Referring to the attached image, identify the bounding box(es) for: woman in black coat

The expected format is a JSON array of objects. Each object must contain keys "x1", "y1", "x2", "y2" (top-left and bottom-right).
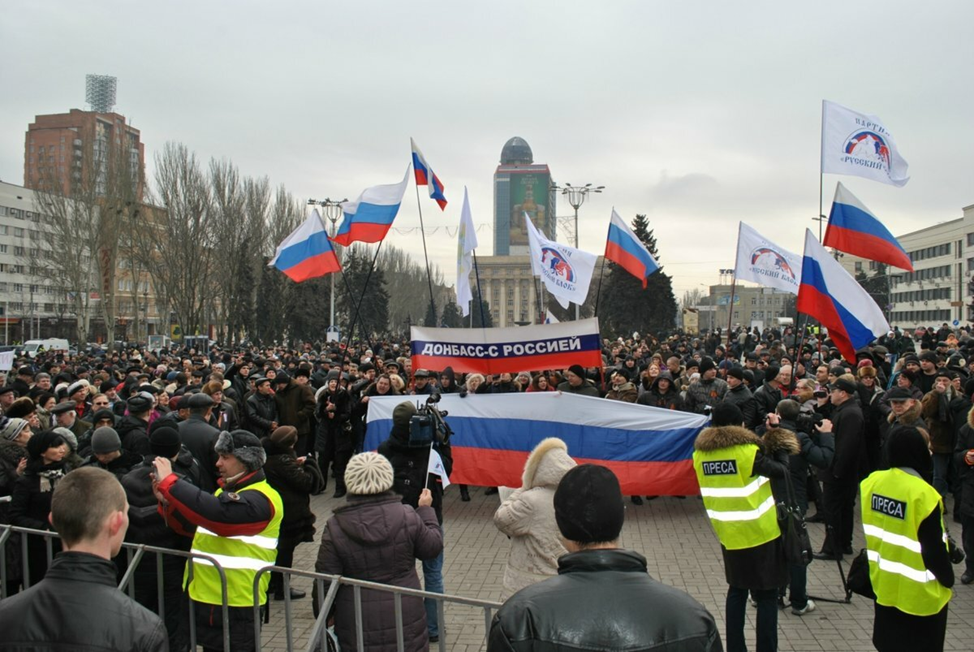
[
  {"x1": 263, "y1": 425, "x2": 323, "y2": 600},
  {"x1": 9, "y1": 430, "x2": 72, "y2": 584}
]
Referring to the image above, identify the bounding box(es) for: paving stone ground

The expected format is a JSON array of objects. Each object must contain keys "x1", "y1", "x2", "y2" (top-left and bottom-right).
[{"x1": 260, "y1": 486, "x2": 974, "y2": 651}]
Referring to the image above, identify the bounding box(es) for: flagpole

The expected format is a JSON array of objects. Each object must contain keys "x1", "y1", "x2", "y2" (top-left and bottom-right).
[
  {"x1": 726, "y1": 222, "x2": 743, "y2": 351},
  {"x1": 534, "y1": 278, "x2": 544, "y2": 323},
  {"x1": 412, "y1": 175, "x2": 438, "y2": 324},
  {"x1": 339, "y1": 241, "x2": 386, "y2": 368},
  {"x1": 593, "y1": 249, "x2": 608, "y2": 317},
  {"x1": 818, "y1": 99, "x2": 826, "y2": 242},
  {"x1": 472, "y1": 250, "x2": 486, "y2": 328}
]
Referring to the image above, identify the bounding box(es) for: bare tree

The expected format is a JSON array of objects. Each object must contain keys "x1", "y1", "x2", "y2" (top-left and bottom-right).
[{"x1": 141, "y1": 142, "x2": 217, "y2": 337}]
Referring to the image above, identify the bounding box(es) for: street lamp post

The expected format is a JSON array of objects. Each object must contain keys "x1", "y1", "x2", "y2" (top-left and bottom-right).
[
  {"x1": 549, "y1": 182, "x2": 604, "y2": 320},
  {"x1": 308, "y1": 198, "x2": 347, "y2": 340}
]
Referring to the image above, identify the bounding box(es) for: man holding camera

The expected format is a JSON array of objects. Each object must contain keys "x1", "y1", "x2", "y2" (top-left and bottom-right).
[{"x1": 378, "y1": 399, "x2": 454, "y2": 643}]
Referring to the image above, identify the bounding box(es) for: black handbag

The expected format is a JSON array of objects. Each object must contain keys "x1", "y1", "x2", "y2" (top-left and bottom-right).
[
  {"x1": 847, "y1": 548, "x2": 876, "y2": 599},
  {"x1": 778, "y1": 473, "x2": 814, "y2": 566}
]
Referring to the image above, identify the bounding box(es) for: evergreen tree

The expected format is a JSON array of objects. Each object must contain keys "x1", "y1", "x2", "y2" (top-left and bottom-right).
[
  {"x1": 598, "y1": 214, "x2": 678, "y2": 338},
  {"x1": 440, "y1": 299, "x2": 463, "y2": 328},
  {"x1": 423, "y1": 298, "x2": 438, "y2": 327},
  {"x1": 470, "y1": 299, "x2": 493, "y2": 328},
  {"x1": 855, "y1": 264, "x2": 890, "y2": 315},
  {"x1": 338, "y1": 247, "x2": 389, "y2": 340}
]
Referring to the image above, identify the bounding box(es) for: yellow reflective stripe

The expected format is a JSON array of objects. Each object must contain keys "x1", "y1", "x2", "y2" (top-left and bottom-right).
[
  {"x1": 862, "y1": 524, "x2": 922, "y2": 554},
  {"x1": 706, "y1": 495, "x2": 776, "y2": 522},
  {"x1": 196, "y1": 527, "x2": 278, "y2": 550},
  {"x1": 699, "y1": 475, "x2": 769, "y2": 498},
  {"x1": 867, "y1": 549, "x2": 937, "y2": 583},
  {"x1": 191, "y1": 549, "x2": 276, "y2": 572}
]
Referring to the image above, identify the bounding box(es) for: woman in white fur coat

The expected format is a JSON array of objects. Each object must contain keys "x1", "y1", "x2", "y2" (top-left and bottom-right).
[{"x1": 493, "y1": 437, "x2": 577, "y2": 599}]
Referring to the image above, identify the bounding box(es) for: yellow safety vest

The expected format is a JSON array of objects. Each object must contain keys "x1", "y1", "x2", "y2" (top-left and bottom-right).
[
  {"x1": 693, "y1": 443, "x2": 780, "y2": 550},
  {"x1": 187, "y1": 479, "x2": 284, "y2": 607},
  {"x1": 860, "y1": 468, "x2": 951, "y2": 616}
]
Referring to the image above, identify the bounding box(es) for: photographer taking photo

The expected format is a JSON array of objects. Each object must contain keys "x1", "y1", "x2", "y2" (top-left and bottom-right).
[{"x1": 378, "y1": 398, "x2": 454, "y2": 644}]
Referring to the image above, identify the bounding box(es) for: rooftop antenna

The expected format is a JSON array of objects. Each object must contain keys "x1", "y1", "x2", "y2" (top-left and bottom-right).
[{"x1": 85, "y1": 74, "x2": 117, "y2": 113}]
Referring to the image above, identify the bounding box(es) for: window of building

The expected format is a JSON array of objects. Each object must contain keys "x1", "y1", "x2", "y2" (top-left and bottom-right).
[
  {"x1": 13, "y1": 228, "x2": 23, "y2": 237},
  {"x1": 12, "y1": 247, "x2": 23, "y2": 256},
  {"x1": 0, "y1": 245, "x2": 6, "y2": 254},
  {"x1": 13, "y1": 284, "x2": 23, "y2": 292}
]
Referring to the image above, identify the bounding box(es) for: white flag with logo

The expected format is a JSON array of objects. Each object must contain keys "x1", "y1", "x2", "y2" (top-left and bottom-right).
[
  {"x1": 733, "y1": 222, "x2": 802, "y2": 295},
  {"x1": 456, "y1": 187, "x2": 478, "y2": 317},
  {"x1": 526, "y1": 213, "x2": 597, "y2": 310},
  {"x1": 427, "y1": 447, "x2": 451, "y2": 488},
  {"x1": 821, "y1": 100, "x2": 910, "y2": 187}
]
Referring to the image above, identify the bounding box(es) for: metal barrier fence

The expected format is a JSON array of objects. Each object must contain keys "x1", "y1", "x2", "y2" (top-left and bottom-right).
[{"x1": 1, "y1": 524, "x2": 502, "y2": 652}]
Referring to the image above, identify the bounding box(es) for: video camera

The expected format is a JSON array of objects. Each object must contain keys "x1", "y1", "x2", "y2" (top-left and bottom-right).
[
  {"x1": 407, "y1": 392, "x2": 453, "y2": 448},
  {"x1": 795, "y1": 411, "x2": 824, "y2": 434}
]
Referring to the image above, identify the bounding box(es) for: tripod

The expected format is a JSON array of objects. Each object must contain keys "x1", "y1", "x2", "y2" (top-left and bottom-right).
[{"x1": 808, "y1": 523, "x2": 853, "y2": 604}]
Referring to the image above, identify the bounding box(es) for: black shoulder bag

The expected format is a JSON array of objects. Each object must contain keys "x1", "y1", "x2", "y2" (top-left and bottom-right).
[{"x1": 778, "y1": 472, "x2": 814, "y2": 567}]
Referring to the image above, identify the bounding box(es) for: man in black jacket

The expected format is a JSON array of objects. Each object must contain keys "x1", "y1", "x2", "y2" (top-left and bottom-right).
[
  {"x1": 378, "y1": 400, "x2": 453, "y2": 643},
  {"x1": 244, "y1": 377, "x2": 278, "y2": 438},
  {"x1": 814, "y1": 375, "x2": 865, "y2": 560},
  {"x1": 178, "y1": 393, "x2": 221, "y2": 492},
  {"x1": 0, "y1": 467, "x2": 168, "y2": 651},
  {"x1": 488, "y1": 464, "x2": 721, "y2": 651}
]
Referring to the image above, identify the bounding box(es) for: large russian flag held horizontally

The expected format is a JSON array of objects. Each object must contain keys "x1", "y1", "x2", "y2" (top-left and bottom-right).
[
  {"x1": 411, "y1": 319, "x2": 603, "y2": 376},
  {"x1": 824, "y1": 182, "x2": 914, "y2": 272},
  {"x1": 410, "y1": 138, "x2": 447, "y2": 210},
  {"x1": 365, "y1": 393, "x2": 708, "y2": 496},
  {"x1": 331, "y1": 168, "x2": 410, "y2": 247},
  {"x1": 605, "y1": 208, "x2": 659, "y2": 288},
  {"x1": 268, "y1": 210, "x2": 341, "y2": 282},
  {"x1": 797, "y1": 229, "x2": 890, "y2": 363}
]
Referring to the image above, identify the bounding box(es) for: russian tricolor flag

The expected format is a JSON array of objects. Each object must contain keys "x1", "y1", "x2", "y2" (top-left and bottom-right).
[
  {"x1": 824, "y1": 183, "x2": 913, "y2": 272},
  {"x1": 410, "y1": 138, "x2": 447, "y2": 210},
  {"x1": 331, "y1": 168, "x2": 410, "y2": 247},
  {"x1": 605, "y1": 209, "x2": 659, "y2": 288},
  {"x1": 269, "y1": 210, "x2": 341, "y2": 282},
  {"x1": 365, "y1": 393, "x2": 708, "y2": 496},
  {"x1": 797, "y1": 229, "x2": 890, "y2": 363}
]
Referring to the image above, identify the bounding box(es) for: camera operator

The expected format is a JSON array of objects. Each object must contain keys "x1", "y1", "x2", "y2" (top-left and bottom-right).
[
  {"x1": 763, "y1": 400, "x2": 834, "y2": 615},
  {"x1": 378, "y1": 398, "x2": 454, "y2": 644}
]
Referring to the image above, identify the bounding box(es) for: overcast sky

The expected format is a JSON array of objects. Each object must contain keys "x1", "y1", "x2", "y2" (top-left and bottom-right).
[{"x1": 2, "y1": 1, "x2": 972, "y2": 302}]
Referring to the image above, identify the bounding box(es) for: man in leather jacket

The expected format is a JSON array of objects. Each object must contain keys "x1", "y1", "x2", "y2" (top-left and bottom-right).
[
  {"x1": 488, "y1": 464, "x2": 722, "y2": 651},
  {"x1": 0, "y1": 467, "x2": 168, "y2": 651}
]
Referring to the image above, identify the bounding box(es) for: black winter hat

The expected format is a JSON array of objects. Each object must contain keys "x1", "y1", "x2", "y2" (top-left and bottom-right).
[
  {"x1": 392, "y1": 401, "x2": 417, "y2": 428},
  {"x1": 886, "y1": 426, "x2": 933, "y2": 483},
  {"x1": 726, "y1": 367, "x2": 745, "y2": 381},
  {"x1": 554, "y1": 464, "x2": 625, "y2": 544},
  {"x1": 26, "y1": 429, "x2": 65, "y2": 459},
  {"x1": 149, "y1": 423, "x2": 182, "y2": 458},
  {"x1": 698, "y1": 358, "x2": 716, "y2": 375},
  {"x1": 711, "y1": 402, "x2": 745, "y2": 427}
]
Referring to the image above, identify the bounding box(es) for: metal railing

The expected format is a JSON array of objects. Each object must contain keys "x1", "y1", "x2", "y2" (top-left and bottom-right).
[{"x1": 1, "y1": 524, "x2": 503, "y2": 652}]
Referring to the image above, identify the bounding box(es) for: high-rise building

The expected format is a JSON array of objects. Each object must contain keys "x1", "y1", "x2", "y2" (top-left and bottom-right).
[
  {"x1": 24, "y1": 109, "x2": 144, "y2": 199},
  {"x1": 493, "y1": 137, "x2": 556, "y2": 256}
]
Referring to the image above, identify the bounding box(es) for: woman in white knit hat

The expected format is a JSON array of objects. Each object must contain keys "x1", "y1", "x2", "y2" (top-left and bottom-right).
[{"x1": 314, "y1": 451, "x2": 443, "y2": 652}]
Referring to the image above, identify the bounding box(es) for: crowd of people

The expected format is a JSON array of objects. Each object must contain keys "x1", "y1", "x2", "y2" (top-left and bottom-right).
[{"x1": 0, "y1": 320, "x2": 969, "y2": 650}]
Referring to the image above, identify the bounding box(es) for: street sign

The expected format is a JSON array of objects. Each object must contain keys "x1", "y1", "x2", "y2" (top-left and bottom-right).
[{"x1": 953, "y1": 319, "x2": 960, "y2": 326}]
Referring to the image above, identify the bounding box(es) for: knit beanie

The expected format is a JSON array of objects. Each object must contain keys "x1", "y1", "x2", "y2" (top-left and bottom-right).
[
  {"x1": 553, "y1": 464, "x2": 625, "y2": 544},
  {"x1": 344, "y1": 452, "x2": 394, "y2": 495},
  {"x1": 53, "y1": 427, "x2": 77, "y2": 452},
  {"x1": 392, "y1": 401, "x2": 417, "y2": 429},
  {"x1": 0, "y1": 418, "x2": 29, "y2": 442},
  {"x1": 149, "y1": 423, "x2": 182, "y2": 459},
  {"x1": 568, "y1": 364, "x2": 586, "y2": 379},
  {"x1": 886, "y1": 425, "x2": 933, "y2": 484},
  {"x1": 711, "y1": 402, "x2": 745, "y2": 427},
  {"x1": 698, "y1": 358, "x2": 716, "y2": 375},
  {"x1": 214, "y1": 429, "x2": 266, "y2": 472},
  {"x1": 269, "y1": 425, "x2": 298, "y2": 449},
  {"x1": 91, "y1": 427, "x2": 121, "y2": 455}
]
